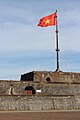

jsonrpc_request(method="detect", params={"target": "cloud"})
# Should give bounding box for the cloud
[0,0,80,53]
[0,0,80,79]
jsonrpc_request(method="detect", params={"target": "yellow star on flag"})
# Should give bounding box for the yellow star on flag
[38,12,56,27]
[44,19,50,24]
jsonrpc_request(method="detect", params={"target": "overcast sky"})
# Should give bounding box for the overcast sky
[0,0,80,80]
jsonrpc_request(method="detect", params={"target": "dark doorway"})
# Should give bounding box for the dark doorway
[25,86,36,94]
[46,77,51,82]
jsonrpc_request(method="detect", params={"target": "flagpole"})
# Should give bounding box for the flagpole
[55,10,60,72]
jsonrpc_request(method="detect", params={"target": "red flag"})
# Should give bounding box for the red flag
[38,12,56,27]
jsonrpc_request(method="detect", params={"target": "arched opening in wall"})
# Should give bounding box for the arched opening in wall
[25,86,36,95]
[46,77,51,82]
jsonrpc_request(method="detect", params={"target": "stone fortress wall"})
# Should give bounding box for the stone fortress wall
[21,71,80,83]
[0,71,80,111]
[1,80,80,96]
[0,96,80,111]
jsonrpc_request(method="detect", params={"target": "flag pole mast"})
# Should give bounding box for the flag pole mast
[55,10,60,72]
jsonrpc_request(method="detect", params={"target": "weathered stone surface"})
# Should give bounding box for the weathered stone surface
[0,80,80,96]
[21,71,80,83]
[0,96,80,111]
[0,71,80,111]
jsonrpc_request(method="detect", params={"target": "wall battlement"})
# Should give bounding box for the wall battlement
[21,71,80,83]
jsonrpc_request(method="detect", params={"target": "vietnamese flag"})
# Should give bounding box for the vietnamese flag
[38,12,56,27]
